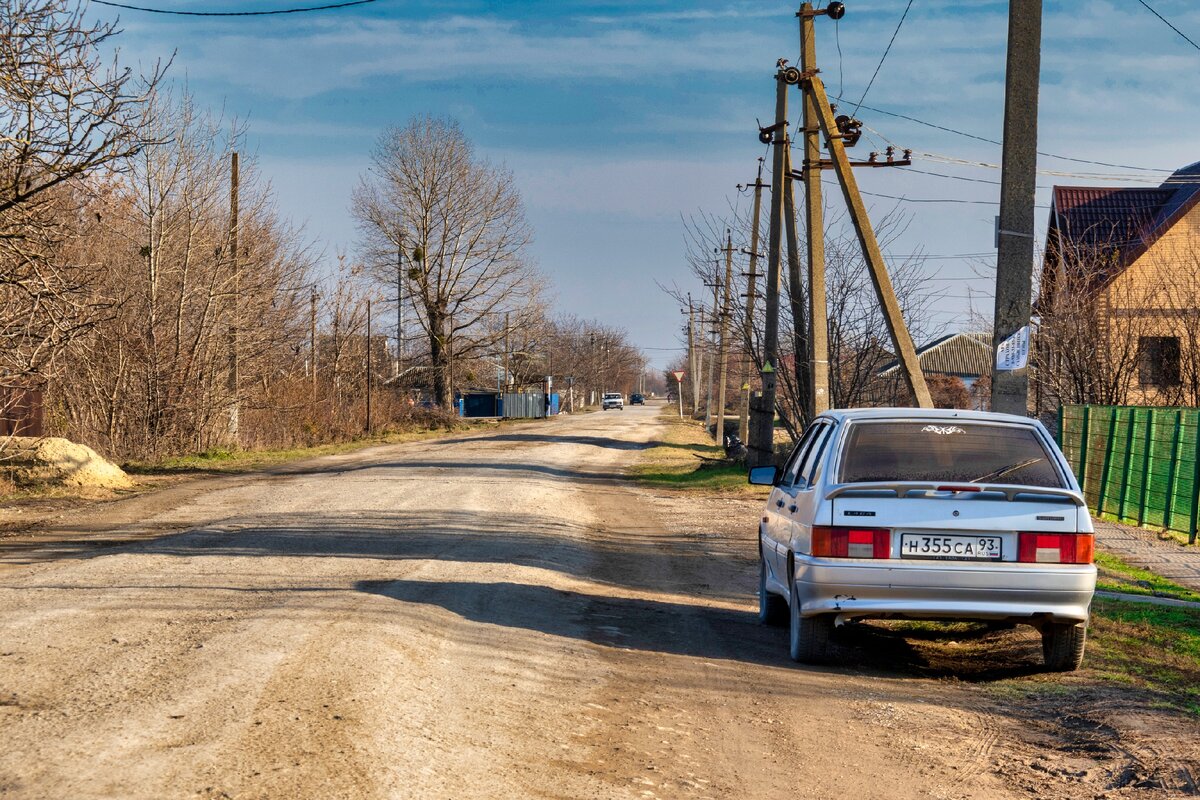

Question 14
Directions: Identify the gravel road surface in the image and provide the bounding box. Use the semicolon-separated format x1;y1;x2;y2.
0;404;1195;799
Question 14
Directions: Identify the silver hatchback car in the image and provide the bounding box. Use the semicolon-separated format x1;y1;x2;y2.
749;408;1096;670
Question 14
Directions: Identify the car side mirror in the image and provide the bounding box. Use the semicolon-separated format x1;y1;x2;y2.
748;465;779;486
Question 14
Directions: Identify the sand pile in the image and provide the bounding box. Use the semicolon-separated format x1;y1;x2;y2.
2;437;133;490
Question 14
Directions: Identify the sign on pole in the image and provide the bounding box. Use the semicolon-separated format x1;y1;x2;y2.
672;371;685;418
995;325;1031;372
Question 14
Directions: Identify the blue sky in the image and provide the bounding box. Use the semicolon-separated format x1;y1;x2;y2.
96;0;1200;368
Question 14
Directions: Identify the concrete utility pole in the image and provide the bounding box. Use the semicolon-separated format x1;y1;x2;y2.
782;142;810;421
714;231;735;444
365;297;373;434
799;4;829;417
739;159;766;444
703;283;717;432
226;151;240;445
747;69;788;468
687;296;701;415
990;0;1042;416
310;286;318;401
802;75;933;407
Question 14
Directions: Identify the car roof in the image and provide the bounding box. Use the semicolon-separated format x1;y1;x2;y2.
817;407;1039;426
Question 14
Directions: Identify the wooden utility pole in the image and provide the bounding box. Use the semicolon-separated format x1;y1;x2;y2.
365;297;373;434
310;286;318;401
227;151;240;445
396;235;404;381
802;76;932;407
799;5;829;416
990;0;1042;415
782;142;810;421
714;231;734;444
448;312;455;414
748;70;788;468
739;159;766;444
503;312;511;390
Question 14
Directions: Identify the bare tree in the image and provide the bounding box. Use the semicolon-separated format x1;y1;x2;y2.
1034;231;1159;408
674;197;944;440
352;116;542;408
0;0;165;394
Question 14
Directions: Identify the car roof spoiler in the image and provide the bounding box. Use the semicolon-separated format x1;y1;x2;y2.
824;482;1086;507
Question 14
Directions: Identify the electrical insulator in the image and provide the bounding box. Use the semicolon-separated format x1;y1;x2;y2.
835;114;864;148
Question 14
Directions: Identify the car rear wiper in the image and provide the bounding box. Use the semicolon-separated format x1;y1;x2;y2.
969;457;1043;484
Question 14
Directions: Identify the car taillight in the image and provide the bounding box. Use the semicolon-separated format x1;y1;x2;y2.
1017;532;1094;564
812;526;891;559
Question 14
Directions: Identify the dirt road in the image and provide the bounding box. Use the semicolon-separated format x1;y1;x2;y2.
0;405;1195;799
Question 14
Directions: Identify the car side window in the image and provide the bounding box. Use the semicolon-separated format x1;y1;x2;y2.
793;424;831;488
800;424;836;486
781;424;821;485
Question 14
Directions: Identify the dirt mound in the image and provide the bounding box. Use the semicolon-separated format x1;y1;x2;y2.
2;437;133;490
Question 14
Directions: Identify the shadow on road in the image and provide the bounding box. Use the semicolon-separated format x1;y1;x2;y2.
428;432;697;452
279;459;627;484
357;576;1047;680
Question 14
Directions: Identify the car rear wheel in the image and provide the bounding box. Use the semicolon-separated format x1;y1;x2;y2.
1042;619;1087;671
757;555;787;626
789;580;833;663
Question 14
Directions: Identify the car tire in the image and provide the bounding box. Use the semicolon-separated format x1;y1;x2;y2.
758;555;787;626
1042;620;1087;671
789;580;832;664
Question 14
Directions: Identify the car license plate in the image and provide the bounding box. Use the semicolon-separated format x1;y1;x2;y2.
900;534;1002;561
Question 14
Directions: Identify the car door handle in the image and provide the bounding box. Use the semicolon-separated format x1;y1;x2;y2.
789;505;798;513
775;499;785;508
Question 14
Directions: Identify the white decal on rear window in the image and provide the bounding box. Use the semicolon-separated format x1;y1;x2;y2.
921;425;965;435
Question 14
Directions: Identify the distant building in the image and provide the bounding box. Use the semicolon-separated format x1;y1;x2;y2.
877;331;993;394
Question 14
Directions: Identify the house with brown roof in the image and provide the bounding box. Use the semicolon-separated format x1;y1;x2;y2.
876;332;992;408
1037;162;1200;407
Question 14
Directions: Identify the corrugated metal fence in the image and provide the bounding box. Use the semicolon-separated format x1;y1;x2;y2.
1058;404;1200;542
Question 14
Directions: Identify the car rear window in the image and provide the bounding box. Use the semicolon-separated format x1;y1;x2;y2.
838;421;1064;487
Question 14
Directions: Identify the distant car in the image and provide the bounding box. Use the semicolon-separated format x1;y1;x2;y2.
630;393;645;405
749;408;1095;671
601;392;624;411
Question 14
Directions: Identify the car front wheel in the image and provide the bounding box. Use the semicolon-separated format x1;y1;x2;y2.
789;580;833;664
758;554;787;626
1042;619;1087;671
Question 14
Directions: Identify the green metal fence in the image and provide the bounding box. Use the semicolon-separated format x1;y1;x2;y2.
1058;405;1200;542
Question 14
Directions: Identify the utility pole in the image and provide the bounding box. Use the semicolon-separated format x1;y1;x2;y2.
395;233;404;381
365;297;373;434
799;5;829;416
226;151;240;446
990;0;1042;415
503;312;511;391
786;9;931;408
714;231;734;445
448;312;455;414
310;286;318;402
748;69;788;468
703;276;719;433
738;158;766;444
782;141;810;422
687;296;700;415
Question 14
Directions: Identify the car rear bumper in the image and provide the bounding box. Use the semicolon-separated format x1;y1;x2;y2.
793;557;1096;624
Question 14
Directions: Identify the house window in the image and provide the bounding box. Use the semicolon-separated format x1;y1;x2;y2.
1138;336;1181;388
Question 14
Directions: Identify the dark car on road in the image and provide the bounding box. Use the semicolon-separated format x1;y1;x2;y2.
630;393;645;405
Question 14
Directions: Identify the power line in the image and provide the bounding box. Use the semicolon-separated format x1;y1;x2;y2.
1136;0;1200;51
851;0;914;115
91;0;378;15
833;94;1173;173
